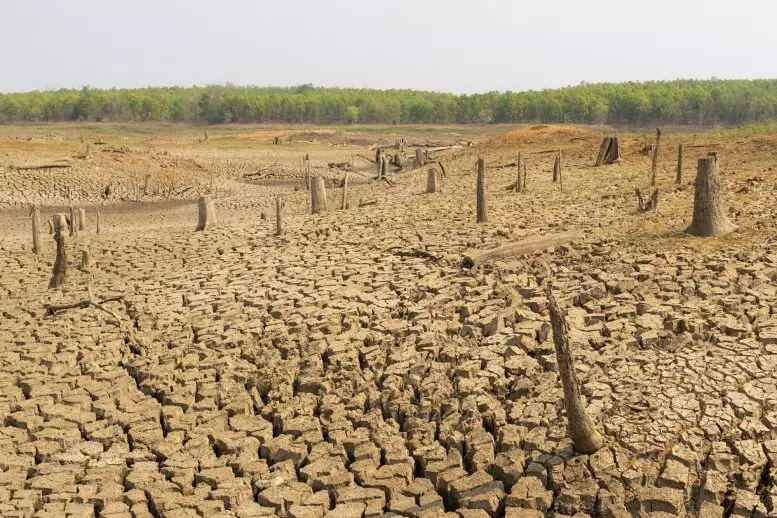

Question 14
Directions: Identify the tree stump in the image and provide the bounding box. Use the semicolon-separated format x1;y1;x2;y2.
676;143;684;185
476;157;487;223
144;174;151;196
394;153;402;170
595;137;611;167
426;168;438;193
78;208;86;231
513;153;523;193
686;154;735;236
546;284;603;454
341;173;350;210
69;205;77;237
96;212;101;234
650;128;662;186
196;196;216;231
311;176;328;214
415;148;426;168
553;153;560;183
80;250;91;271
49;214;68;289
380;155;388;179
595;137;621;166
275;195;285;236
31;204;42;255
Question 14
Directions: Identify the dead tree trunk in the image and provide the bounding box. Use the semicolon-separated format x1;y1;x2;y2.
393;153;402;170
275;195;285;236
196;196;216;231
546;284;603;454
143;174;151;196
80;250;91;271
650;128;662;186
96;212;101;235
476;157;487;223
595;137;621;166
635;188;659;212
31;205;42;255
311;176;328;214
595;137;612;167
69;205;77;237
78;208;86;231
49;214;68;289
427;168;438;193
415;148;426;168
341;173;350;210
686;154;735;236
675;144;684;185
514;153;522;193
553;153;560;183
380;155;388;179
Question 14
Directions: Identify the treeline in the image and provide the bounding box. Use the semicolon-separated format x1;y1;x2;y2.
2;79;777;125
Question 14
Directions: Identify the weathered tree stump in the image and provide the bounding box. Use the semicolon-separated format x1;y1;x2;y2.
31;205;42;255
380;155;388;179
341;173;350;210
553;153;560;183
476;157;487;223
96;212;101;234
49;214;68;289
595;137;621;166
635;188;659;212
80;250;91;271
415;148;426;168
196;196;216;231
275;195;285;236
393;153;402;170
426;168;438;193
143;174;151;196
686;154;735;236
78;208;86;231
69;206;77;237
311;176;328;214
676;143;684;185
650;128;662;186
546;284;603;454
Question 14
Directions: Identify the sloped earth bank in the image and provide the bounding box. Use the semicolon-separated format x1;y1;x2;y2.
0;124;776;517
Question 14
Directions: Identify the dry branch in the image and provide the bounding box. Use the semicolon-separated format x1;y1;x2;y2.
45;295;125;316
13;162;71;170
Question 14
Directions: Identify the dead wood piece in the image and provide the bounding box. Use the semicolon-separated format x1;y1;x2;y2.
462;231;582;269
358;199;377;207
389;248;440;261
635;188;659;212
547;284;604;454
13;162;71;170
45;295;125;316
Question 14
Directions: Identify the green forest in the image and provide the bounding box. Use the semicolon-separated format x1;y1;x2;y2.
2;79;777;126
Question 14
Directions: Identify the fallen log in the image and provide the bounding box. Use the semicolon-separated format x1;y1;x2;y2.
13;162;71;170
358;198;377;207
461;231;583;269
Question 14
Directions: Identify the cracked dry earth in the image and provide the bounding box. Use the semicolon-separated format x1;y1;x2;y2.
1;125;777;518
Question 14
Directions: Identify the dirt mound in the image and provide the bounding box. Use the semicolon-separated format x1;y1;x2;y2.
488;124;595;148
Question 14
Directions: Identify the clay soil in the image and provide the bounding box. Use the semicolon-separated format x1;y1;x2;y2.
1;122;777;518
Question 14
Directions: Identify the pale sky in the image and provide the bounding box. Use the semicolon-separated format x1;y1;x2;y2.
2;0;775;94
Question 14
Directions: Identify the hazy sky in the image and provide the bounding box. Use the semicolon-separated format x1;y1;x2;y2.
2;0;775;94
